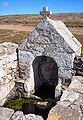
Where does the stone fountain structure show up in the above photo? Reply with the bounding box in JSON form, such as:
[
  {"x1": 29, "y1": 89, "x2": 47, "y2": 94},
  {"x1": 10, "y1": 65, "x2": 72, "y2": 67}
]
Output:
[
  {"x1": 18, "y1": 7, "x2": 82, "y2": 93},
  {"x1": 0, "y1": 7, "x2": 82, "y2": 120}
]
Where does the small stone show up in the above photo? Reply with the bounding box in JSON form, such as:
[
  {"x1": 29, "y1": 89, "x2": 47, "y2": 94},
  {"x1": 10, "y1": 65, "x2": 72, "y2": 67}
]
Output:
[
  {"x1": 24, "y1": 80, "x2": 34, "y2": 93},
  {"x1": 10, "y1": 111, "x2": 25, "y2": 120},
  {"x1": 55, "y1": 89, "x2": 62, "y2": 100},
  {"x1": 25, "y1": 114, "x2": 44, "y2": 120},
  {"x1": 69, "y1": 76, "x2": 83, "y2": 93}
]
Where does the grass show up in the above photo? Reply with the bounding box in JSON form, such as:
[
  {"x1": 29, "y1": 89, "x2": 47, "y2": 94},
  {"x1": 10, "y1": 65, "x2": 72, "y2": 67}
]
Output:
[
  {"x1": 3, "y1": 97, "x2": 38, "y2": 111},
  {"x1": 74, "y1": 34, "x2": 83, "y2": 45},
  {"x1": 0, "y1": 29, "x2": 29, "y2": 44},
  {"x1": 73, "y1": 34, "x2": 83, "y2": 55},
  {"x1": 64, "y1": 20, "x2": 83, "y2": 27},
  {"x1": 1, "y1": 29, "x2": 83, "y2": 54},
  {"x1": 81, "y1": 47, "x2": 83, "y2": 56}
]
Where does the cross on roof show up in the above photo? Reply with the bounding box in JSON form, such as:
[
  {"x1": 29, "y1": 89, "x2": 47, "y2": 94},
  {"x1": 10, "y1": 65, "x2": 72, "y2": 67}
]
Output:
[{"x1": 40, "y1": 7, "x2": 52, "y2": 19}]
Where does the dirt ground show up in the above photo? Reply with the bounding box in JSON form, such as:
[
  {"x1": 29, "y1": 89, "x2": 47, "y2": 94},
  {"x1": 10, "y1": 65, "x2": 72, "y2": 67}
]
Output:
[
  {"x1": 69, "y1": 27, "x2": 83, "y2": 35},
  {"x1": 0, "y1": 24, "x2": 34, "y2": 32},
  {"x1": 0, "y1": 24, "x2": 83, "y2": 34}
]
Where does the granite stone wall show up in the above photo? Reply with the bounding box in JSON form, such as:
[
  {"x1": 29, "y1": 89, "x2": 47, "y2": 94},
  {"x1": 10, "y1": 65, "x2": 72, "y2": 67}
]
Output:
[{"x1": 0, "y1": 42, "x2": 18, "y2": 106}]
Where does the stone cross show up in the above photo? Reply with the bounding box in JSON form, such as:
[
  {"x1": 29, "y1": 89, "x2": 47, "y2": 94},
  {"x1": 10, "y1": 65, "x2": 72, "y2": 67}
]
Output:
[{"x1": 40, "y1": 7, "x2": 52, "y2": 19}]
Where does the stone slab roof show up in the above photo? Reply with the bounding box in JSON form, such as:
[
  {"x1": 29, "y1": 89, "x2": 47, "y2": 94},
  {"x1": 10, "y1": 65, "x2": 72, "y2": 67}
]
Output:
[
  {"x1": 19, "y1": 18, "x2": 82, "y2": 55},
  {"x1": 47, "y1": 19, "x2": 82, "y2": 54}
]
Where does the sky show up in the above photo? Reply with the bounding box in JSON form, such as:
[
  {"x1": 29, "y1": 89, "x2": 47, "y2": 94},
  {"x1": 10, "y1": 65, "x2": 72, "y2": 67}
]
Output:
[{"x1": 0, "y1": 0, "x2": 83, "y2": 15}]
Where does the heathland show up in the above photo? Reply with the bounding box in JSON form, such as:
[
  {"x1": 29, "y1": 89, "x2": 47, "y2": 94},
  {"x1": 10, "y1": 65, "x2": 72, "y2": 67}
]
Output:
[{"x1": 0, "y1": 13, "x2": 83, "y2": 54}]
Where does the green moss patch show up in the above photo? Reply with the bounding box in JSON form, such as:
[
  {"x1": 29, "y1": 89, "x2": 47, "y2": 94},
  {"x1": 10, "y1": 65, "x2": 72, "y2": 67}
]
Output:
[{"x1": 3, "y1": 98, "x2": 39, "y2": 111}]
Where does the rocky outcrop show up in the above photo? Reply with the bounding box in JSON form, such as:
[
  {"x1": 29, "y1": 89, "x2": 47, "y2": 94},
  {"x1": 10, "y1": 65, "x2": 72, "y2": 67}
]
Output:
[
  {"x1": 0, "y1": 42, "x2": 18, "y2": 106},
  {"x1": 58, "y1": 76, "x2": 83, "y2": 107},
  {"x1": 10, "y1": 111, "x2": 44, "y2": 120},
  {"x1": 0, "y1": 107, "x2": 14, "y2": 120},
  {"x1": 48, "y1": 76, "x2": 83, "y2": 120}
]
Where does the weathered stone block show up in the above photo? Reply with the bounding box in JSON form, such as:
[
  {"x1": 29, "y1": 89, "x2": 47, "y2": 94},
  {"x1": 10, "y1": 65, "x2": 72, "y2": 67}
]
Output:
[
  {"x1": 48, "y1": 104, "x2": 80, "y2": 120},
  {"x1": 0, "y1": 107, "x2": 14, "y2": 120},
  {"x1": 0, "y1": 80, "x2": 15, "y2": 106},
  {"x1": 0, "y1": 42, "x2": 18, "y2": 106}
]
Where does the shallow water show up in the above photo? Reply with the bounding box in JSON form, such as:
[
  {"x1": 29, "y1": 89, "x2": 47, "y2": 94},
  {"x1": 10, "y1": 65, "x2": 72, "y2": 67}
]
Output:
[{"x1": 4, "y1": 84, "x2": 60, "y2": 120}]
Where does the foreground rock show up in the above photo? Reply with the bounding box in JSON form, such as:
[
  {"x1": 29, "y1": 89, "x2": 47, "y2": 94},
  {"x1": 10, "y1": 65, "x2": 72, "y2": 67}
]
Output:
[
  {"x1": 48, "y1": 104, "x2": 80, "y2": 120},
  {"x1": 0, "y1": 107, "x2": 14, "y2": 120},
  {"x1": 10, "y1": 111, "x2": 44, "y2": 120},
  {"x1": 10, "y1": 111, "x2": 25, "y2": 120},
  {"x1": 48, "y1": 76, "x2": 83, "y2": 120},
  {"x1": 58, "y1": 76, "x2": 83, "y2": 107}
]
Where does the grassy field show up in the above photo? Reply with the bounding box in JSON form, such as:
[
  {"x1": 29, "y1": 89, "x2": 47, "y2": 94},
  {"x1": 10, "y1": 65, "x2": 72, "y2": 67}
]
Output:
[
  {"x1": 0, "y1": 13, "x2": 83, "y2": 54},
  {"x1": 0, "y1": 29, "x2": 29, "y2": 44}
]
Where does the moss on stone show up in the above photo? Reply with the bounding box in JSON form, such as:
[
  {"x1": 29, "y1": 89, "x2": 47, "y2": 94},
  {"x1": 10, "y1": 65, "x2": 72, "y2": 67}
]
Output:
[{"x1": 3, "y1": 98, "x2": 38, "y2": 111}]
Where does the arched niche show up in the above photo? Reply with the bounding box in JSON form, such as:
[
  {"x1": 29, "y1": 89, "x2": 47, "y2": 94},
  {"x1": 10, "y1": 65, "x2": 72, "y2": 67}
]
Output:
[{"x1": 32, "y1": 56, "x2": 58, "y2": 90}]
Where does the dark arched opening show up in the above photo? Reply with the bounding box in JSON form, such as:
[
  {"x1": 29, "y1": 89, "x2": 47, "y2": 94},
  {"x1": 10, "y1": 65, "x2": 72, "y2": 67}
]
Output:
[{"x1": 32, "y1": 56, "x2": 58, "y2": 98}]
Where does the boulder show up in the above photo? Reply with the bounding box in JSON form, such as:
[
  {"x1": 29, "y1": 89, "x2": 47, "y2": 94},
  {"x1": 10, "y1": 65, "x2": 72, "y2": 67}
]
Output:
[
  {"x1": 58, "y1": 76, "x2": 83, "y2": 107},
  {"x1": 0, "y1": 107, "x2": 14, "y2": 120},
  {"x1": 48, "y1": 104, "x2": 80, "y2": 120},
  {"x1": 48, "y1": 76, "x2": 83, "y2": 120},
  {"x1": 10, "y1": 111, "x2": 44, "y2": 120},
  {"x1": 59, "y1": 90, "x2": 79, "y2": 106},
  {"x1": 69, "y1": 76, "x2": 83, "y2": 93},
  {"x1": 10, "y1": 111, "x2": 25, "y2": 120}
]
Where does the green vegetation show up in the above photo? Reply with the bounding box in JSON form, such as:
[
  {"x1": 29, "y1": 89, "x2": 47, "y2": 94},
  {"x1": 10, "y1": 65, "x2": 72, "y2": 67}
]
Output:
[
  {"x1": 0, "y1": 13, "x2": 83, "y2": 54},
  {"x1": 3, "y1": 97, "x2": 39, "y2": 111},
  {"x1": 74, "y1": 34, "x2": 83, "y2": 55},
  {"x1": 74, "y1": 34, "x2": 83, "y2": 44},
  {"x1": 65, "y1": 20, "x2": 83, "y2": 27},
  {"x1": 0, "y1": 29, "x2": 83, "y2": 55},
  {"x1": 81, "y1": 47, "x2": 83, "y2": 56},
  {"x1": 0, "y1": 29, "x2": 29, "y2": 44},
  {"x1": 0, "y1": 14, "x2": 40, "y2": 26}
]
